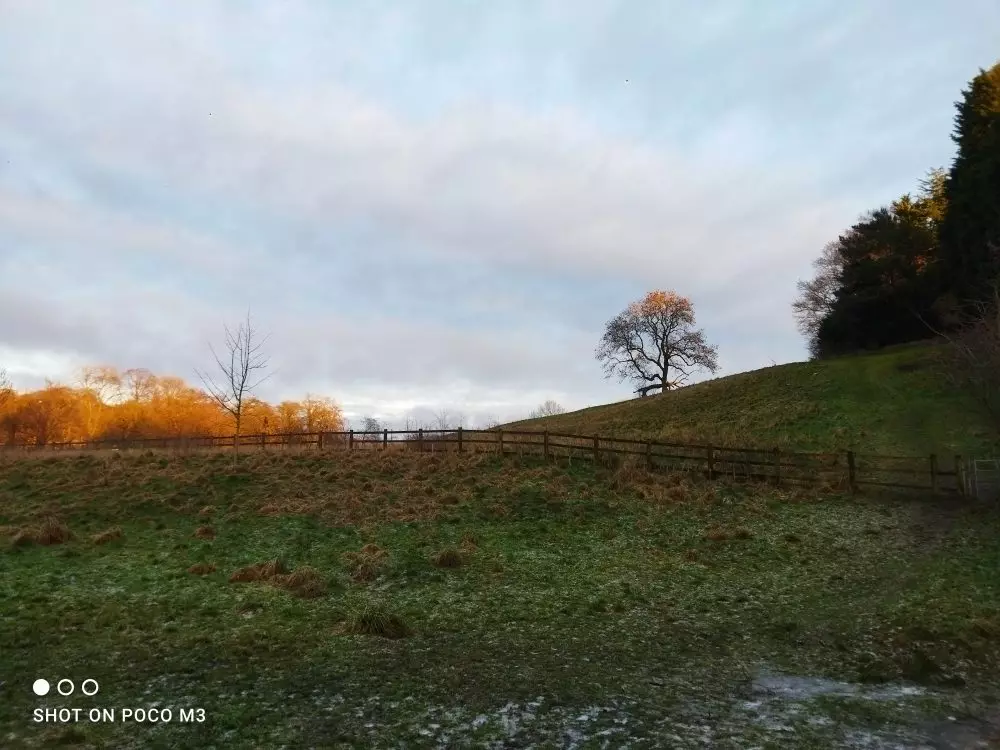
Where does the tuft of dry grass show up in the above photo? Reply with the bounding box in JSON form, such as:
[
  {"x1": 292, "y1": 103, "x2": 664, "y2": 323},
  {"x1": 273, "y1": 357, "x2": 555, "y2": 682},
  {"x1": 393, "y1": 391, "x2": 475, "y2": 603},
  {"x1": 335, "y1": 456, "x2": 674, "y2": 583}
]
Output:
[
  {"x1": 703, "y1": 525, "x2": 754, "y2": 542},
  {"x1": 15, "y1": 518, "x2": 75, "y2": 546},
  {"x1": 198, "y1": 506, "x2": 214, "y2": 517},
  {"x1": 229, "y1": 558, "x2": 287, "y2": 583},
  {"x1": 342, "y1": 544, "x2": 388, "y2": 583},
  {"x1": 188, "y1": 563, "x2": 217, "y2": 575},
  {"x1": 10, "y1": 528, "x2": 36, "y2": 547},
  {"x1": 342, "y1": 603, "x2": 412, "y2": 639},
  {"x1": 431, "y1": 547, "x2": 464, "y2": 568},
  {"x1": 227, "y1": 559, "x2": 325, "y2": 598},
  {"x1": 194, "y1": 525, "x2": 216, "y2": 540},
  {"x1": 459, "y1": 531, "x2": 478, "y2": 551},
  {"x1": 276, "y1": 566, "x2": 327, "y2": 598},
  {"x1": 91, "y1": 527, "x2": 123, "y2": 545},
  {"x1": 970, "y1": 616, "x2": 1000, "y2": 640}
]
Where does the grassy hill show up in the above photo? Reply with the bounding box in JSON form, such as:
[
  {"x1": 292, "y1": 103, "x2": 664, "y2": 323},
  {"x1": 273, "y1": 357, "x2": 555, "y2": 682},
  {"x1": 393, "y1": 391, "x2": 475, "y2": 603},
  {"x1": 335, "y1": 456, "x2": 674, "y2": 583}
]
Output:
[{"x1": 510, "y1": 341, "x2": 996, "y2": 458}]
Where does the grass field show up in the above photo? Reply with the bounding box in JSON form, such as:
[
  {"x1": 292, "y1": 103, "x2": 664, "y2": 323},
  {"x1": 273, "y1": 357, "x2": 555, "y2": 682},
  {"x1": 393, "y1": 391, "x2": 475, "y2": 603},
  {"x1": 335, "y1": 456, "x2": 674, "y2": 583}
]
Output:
[
  {"x1": 510, "y1": 341, "x2": 998, "y2": 458},
  {"x1": 2, "y1": 449, "x2": 1000, "y2": 748}
]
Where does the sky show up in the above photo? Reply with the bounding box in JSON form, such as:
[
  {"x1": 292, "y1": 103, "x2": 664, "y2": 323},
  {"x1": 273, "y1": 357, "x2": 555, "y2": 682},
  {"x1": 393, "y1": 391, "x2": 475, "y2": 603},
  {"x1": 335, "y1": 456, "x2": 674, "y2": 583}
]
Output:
[{"x1": 1, "y1": 1, "x2": 997, "y2": 428}]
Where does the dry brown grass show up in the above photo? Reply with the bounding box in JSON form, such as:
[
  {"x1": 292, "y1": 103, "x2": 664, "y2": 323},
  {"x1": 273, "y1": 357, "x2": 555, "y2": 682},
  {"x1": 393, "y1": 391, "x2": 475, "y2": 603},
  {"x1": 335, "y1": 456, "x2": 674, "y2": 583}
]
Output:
[
  {"x1": 431, "y1": 547, "x2": 464, "y2": 568},
  {"x1": 227, "y1": 559, "x2": 326, "y2": 598},
  {"x1": 11, "y1": 518, "x2": 74, "y2": 546},
  {"x1": 970, "y1": 616, "x2": 1000, "y2": 640},
  {"x1": 703, "y1": 525, "x2": 754, "y2": 542},
  {"x1": 91, "y1": 527, "x2": 123, "y2": 545},
  {"x1": 229, "y1": 558, "x2": 287, "y2": 583},
  {"x1": 342, "y1": 544, "x2": 388, "y2": 583},
  {"x1": 194, "y1": 525, "x2": 216, "y2": 540},
  {"x1": 188, "y1": 563, "x2": 217, "y2": 575},
  {"x1": 277, "y1": 566, "x2": 327, "y2": 598},
  {"x1": 198, "y1": 506, "x2": 214, "y2": 517},
  {"x1": 10, "y1": 528, "x2": 36, "y2": 547}
]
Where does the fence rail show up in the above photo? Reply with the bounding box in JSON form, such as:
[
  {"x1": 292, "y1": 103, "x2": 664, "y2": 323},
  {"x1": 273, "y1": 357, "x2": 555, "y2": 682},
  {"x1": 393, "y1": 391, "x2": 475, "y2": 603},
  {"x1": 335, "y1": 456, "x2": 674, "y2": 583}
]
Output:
[{"x1": 0, "y1": 427, "x2": 970, "y2": 496}]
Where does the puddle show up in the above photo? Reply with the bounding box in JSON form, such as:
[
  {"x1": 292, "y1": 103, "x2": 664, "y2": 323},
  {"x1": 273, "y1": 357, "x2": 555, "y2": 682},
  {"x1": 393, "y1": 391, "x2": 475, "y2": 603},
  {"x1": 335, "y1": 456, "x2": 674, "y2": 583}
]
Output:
[{"x1": 752, "y1": 669, "x2": 927, "y2": 702}]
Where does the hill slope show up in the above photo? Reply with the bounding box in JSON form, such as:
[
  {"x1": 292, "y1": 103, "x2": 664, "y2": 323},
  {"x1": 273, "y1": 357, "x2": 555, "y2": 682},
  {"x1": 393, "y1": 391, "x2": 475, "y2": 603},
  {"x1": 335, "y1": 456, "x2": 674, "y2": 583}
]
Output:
[{"x1": 510, "y1": 341, "x2": 996, "y2": 457}]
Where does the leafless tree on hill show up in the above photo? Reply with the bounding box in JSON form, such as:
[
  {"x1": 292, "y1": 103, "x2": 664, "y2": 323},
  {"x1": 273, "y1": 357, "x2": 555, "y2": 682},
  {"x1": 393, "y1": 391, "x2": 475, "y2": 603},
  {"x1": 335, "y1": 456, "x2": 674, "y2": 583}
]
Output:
[
  {"x1": 196, "y1": 311, "x2": 272, "y2": 462},
  {"x1": 529, "y1": 400, "x2": 565, "y2": 419},
  {"x1": 792, "y1": 240, "x2": 844, "y2": 360},
  {"x1": 924, "y1": 270, "x2": 1000, "y2": 429},
  {"x1": 596, "y1": 290, "x2": 719, "y2": 397}
]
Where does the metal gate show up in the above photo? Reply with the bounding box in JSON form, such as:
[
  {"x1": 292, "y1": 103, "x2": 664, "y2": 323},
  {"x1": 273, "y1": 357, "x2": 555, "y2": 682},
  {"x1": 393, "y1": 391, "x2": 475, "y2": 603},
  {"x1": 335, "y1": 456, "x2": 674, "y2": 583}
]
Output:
[{"x1": 966, "y1": 458, "x2": 1000, "y2": 500}]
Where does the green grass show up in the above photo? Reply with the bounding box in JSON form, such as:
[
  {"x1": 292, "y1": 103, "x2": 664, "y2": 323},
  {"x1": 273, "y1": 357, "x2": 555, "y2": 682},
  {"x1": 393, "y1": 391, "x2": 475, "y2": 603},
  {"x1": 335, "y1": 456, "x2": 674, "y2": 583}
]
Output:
[
  {"x1": 510, "y1": 341, "x2": 997, "y2": 457},
  {"x1": 2, "y1": 449, "x2": 1000, "y2": 747}
]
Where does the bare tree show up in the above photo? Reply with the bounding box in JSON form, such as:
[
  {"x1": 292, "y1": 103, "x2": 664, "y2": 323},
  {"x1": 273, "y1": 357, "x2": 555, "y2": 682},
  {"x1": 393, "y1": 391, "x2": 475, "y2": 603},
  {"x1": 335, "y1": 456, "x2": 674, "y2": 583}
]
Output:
[
  {"x1": 196, "y1": 311, "x2": 272, "y2": 461},
  {"x1": 78, "y1": 365, "x2": 124, "y2": 404},
  {"x1": 927, "y1": 274, "x2": 1000, "y2": 427},
  {"x1": 359, "y1": 415, "x2": 383, "y2": 441},
  {"x1": 123, "y1": 368, "x2": 157, "y2": 402},
  {"x1": 596, "y1": 290, "x2": 719, "y2": 397},
  {"x1": 479, "y1": 414, "x2": 500, "y2": 430},
  {"x1": 528, "y1": 400, "x2": 565, "y2": 419},
  {"x1": 0, "y1": 368, "x2": 12, "y2": 410},
  {"x1": 792, "y1": 240, "x2": 844, "y2": 359}
]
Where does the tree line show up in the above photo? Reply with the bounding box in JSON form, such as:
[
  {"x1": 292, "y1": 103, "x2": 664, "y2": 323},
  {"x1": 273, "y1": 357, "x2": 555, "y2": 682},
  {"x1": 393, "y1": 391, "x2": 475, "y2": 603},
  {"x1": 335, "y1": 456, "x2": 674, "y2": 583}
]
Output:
[
  {"x1": 0, "y1": 365, "x2": 344, "y2": 447},
  {"x1": 794, "y1": 62, "x2": 1000, "y2": 358}
]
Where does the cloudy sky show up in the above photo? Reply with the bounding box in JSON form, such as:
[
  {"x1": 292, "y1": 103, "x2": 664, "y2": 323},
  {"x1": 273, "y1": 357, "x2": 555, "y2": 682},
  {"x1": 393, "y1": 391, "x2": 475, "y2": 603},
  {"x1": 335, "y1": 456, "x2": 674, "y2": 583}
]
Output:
[{"x1": 1, "y1": 1, "x2": 996, "y2": 426}]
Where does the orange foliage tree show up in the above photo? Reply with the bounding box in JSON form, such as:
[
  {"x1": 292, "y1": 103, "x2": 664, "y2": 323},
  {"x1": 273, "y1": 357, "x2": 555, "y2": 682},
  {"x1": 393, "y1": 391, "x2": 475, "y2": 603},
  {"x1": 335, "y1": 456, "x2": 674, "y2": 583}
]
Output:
[{"x1": 596, "y1": 290, "x2": 719, "y2": 397}]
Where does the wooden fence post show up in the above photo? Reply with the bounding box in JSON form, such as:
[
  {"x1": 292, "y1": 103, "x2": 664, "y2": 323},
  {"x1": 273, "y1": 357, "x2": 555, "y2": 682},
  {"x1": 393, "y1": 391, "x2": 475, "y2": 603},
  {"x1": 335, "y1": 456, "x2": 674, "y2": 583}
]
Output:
[
  {"x1": 774, "y1": 447, "x2": 781, "y2": 486},
  {"x1": 930, "y1": 453, "x2": 938, "y2": 494},
  {"x1": 317, "y1": 432, "x2": 324, "y2": 451},
  {"x1": 707, "y1": 445, "x2": 715, "y2": 480},
  {"x1": 498, "y1": 430, "x2": 504, "y2": 455},
  {"x1": 458, "y1": 427, "x2": 463, "y2": 453},
  {"x1": 593, "y1": 435, "x2": 599, "y2": 463},
  {"x1": 543, "y1": 430, "x2": 549, "y2": 460},
  {"x1": 418, "y1": 428, "x2": 424, "y2": 453},
  {"x1": 349, "y1": 430, "x2": 354, "y2": 451},
  {"x1": 260, "y1": 433, "x2": 266, "y2": 450},
  {"x1": 847, "y1": 451, "x2": 857, "y2": 494},
  {"x1": 383, "y1": 428, "x2": 388, "y2": 450},
  {"x1": 646, "y1": 441, "x2": 653, "y2": 470}
]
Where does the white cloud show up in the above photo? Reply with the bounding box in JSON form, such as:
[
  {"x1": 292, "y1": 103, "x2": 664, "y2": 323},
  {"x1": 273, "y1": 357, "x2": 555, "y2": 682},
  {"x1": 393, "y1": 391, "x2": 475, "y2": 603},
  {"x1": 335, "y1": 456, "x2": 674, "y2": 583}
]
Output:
[{"x1": 0, "y1": 0, "x2": 993, "y2": 419}]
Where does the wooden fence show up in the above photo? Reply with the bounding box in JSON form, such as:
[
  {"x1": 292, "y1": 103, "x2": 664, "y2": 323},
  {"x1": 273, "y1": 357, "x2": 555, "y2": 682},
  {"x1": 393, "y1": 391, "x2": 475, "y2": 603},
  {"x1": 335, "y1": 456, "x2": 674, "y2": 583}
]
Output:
[{"x1": 0, "y1": 428, "x2": 967, "y2": 496}]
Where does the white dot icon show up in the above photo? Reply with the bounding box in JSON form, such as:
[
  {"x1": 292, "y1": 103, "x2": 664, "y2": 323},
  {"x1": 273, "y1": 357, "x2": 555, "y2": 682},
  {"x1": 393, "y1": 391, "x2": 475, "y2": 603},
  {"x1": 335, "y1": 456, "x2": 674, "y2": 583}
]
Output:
[{"x1": 32, "y1": 679, "x2": 50, "y2": 696}]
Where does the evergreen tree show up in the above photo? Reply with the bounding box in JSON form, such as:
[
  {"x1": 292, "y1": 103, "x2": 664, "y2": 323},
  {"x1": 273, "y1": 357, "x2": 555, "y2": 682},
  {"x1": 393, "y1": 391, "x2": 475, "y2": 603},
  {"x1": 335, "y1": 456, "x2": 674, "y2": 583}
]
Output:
[{"x1": 938, "y1": 62, "x2": 1000, "y2": 309}]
